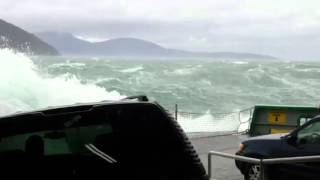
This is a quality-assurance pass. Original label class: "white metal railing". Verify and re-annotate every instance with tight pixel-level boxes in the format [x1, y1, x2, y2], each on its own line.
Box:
[208, 151, 320, 180]
[173, 105, 254, 134]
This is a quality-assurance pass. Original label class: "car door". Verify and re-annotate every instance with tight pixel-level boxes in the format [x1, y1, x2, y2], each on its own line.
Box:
[279, 120, 320, 180]
[294, 120, 320, 179]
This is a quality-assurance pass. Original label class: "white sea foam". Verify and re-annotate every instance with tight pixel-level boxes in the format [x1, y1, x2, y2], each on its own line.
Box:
[173, 69, 194, 75]
[49, 61, 86, 69]
[94, 77, 122, 84]
[119, 66, 143, 73]
[0, 49, 124, 116]
[231, 61, 248, 65]
[165, 67, 197, 76]
[200, 79, 213, 86]
[294, 68, 320, 73]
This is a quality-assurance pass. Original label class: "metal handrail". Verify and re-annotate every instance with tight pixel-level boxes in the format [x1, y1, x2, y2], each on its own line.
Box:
[208, 150, 320, 180]
[178, 111, 240, 115]
[208, 151, 262, 180]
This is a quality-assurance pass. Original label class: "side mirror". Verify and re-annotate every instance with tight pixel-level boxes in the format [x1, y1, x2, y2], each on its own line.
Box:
[298, 138, 307, 145]
[286, 134, 297, 145]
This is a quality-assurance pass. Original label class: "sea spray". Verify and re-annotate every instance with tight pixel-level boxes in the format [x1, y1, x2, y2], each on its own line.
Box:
[0, 49, 124, 116]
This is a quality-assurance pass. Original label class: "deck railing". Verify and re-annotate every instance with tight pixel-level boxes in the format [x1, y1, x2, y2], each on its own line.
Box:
[172, 105, 254, 134]
[208, 150, 320, 180]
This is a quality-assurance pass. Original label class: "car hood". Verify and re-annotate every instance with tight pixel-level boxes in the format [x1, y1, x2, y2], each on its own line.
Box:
[244, 133, 289, 142]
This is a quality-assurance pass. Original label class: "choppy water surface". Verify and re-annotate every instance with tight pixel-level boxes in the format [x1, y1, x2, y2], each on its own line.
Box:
[1, 49, 320, 132]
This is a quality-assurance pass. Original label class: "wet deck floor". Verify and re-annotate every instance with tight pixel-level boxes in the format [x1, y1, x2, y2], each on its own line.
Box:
[189, 134, 247, 180]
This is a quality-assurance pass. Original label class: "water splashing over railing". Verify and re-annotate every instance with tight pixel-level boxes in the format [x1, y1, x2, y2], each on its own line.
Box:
[172, 105, 254, 136]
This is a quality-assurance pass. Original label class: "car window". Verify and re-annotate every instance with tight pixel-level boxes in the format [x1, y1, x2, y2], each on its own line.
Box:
[0, 131, 71, 155]
[67, 124, 113, 154]
[0, 110, 113, 156]
[299, 117, 313, 126]
[297, 121, 320, 144]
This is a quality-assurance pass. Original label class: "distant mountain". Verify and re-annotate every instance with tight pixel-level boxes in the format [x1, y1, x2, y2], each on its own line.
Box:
[35, 32, 167, 56]
[0, 19, 59, 55]
[36, 32, 276, 59]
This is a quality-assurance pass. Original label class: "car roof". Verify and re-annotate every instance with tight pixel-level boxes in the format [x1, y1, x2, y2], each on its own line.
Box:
[0, 95, 152, 120]
[0, 96, 163, 138]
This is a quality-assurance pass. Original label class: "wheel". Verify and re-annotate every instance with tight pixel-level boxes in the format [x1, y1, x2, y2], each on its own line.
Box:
[244, 164, 262, 180]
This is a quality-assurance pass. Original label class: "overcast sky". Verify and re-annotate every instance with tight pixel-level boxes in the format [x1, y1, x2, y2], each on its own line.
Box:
[1, 0, 320, 60]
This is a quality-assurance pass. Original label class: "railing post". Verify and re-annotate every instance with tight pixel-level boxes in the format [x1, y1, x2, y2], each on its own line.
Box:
[208, 153, 212, 179]
[175, 104, 178, 121]
[260, 159, 265, 180]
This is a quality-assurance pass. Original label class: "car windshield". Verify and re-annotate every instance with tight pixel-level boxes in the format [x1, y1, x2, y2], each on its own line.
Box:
[298, 121, 320, 139]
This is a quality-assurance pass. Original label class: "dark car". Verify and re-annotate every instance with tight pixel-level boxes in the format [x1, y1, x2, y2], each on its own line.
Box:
[0, 96, 208, 180]
[236, 115, 320, 180]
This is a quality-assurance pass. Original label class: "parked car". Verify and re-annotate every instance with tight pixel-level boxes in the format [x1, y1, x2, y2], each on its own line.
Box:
[236, 115, 320, 180]
[0, 96, 208, 180]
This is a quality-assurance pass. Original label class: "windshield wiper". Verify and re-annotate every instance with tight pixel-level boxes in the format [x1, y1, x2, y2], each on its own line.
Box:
[85, 144, 117, 163]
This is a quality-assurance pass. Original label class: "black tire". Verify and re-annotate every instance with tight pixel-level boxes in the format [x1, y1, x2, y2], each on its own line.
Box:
[244, 163, 273, 180]
[244, 164, 263, 180]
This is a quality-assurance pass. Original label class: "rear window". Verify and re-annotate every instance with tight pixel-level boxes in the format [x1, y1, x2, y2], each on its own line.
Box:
[0, 109, 113, 156]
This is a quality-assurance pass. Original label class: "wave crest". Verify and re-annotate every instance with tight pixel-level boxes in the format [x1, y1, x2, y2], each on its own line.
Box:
[0, 49, 124, 116]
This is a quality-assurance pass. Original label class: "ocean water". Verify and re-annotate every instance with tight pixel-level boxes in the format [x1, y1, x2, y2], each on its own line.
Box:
[1, 48, 320, 132]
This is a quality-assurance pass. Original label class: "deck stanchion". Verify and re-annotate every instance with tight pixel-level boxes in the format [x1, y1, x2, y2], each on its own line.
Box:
[175, 104, 178, 121]
[208, 153, 212, 179]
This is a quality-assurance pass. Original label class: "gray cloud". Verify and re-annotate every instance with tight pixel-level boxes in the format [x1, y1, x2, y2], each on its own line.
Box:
[1, 0, 320, 60]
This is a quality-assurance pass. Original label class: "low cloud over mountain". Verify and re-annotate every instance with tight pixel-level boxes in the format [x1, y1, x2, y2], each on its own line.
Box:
[36, 32, 276, 59]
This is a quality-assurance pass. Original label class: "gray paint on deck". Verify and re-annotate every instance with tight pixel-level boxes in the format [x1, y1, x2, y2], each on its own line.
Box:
[190, 134, 247, 180]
